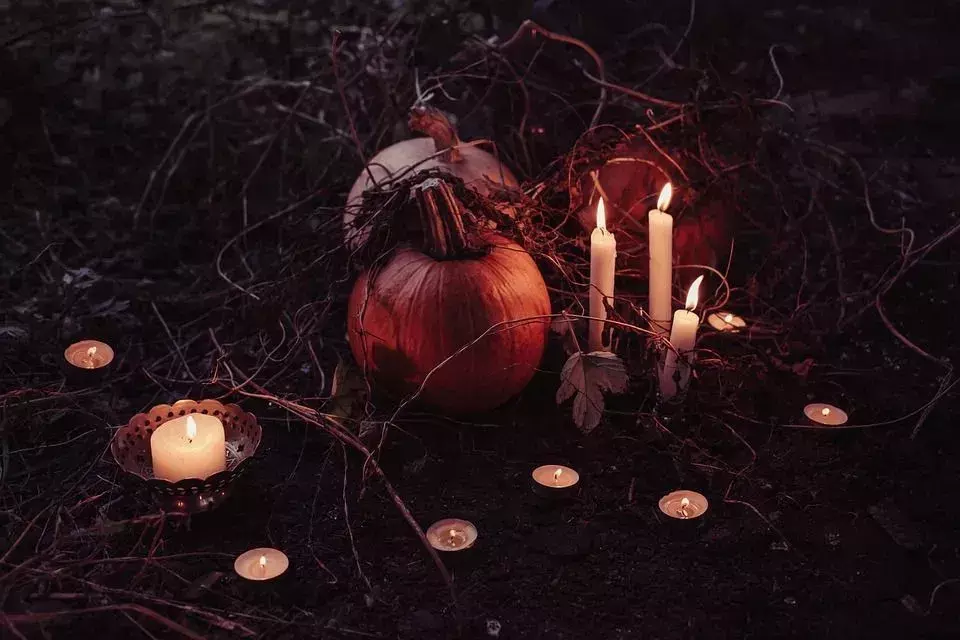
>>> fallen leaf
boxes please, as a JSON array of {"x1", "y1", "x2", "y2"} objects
[
  {"x1": 326, "y1": 359, "x2": 368, "y2": 421},
  {"x1": 556, "y1": 351, "x2": 629, "y2": 433}
]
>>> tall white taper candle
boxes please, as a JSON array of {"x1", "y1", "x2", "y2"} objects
[
  {"x1": 659, "y1": 275, "x2": 704, "y2": 399},
  {"x1": 589, "y1": 199, "x2": 616, "y2": 352},
  {"x1": 648, "y1": 184, "x2": 674, "y2": 338}
]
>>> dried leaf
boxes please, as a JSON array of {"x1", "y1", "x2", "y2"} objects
[
  {"x1": 550, "y1": 312, "x2": 580, "y2": 355},
  {"x1": 326, "y1": 359, "x2": 368, "y2": 421},
  {"x1": 556, "y1": 351, "x2": 629, "y2": 433}
]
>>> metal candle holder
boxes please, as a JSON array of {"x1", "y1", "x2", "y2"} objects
[{"x1": 111, "y1": 399, "x2": 262, "y2": 514}]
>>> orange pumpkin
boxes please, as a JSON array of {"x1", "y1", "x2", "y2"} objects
[{"x1": 347, "y1": 179, "x2": 550, "y2": 414}]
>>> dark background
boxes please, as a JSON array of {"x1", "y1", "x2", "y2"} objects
[{"x1": 1, "y1": 1, "x2": 959, "y2": 638}]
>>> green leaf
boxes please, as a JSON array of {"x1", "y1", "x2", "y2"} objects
[{"x1": 556, "y1": 351, "x2": 629, "y2": 433}]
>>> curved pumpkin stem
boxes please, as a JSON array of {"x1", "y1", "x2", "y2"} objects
[
  {"x1": 414, "y1": 177, "x2": 479, "y2": 259},
  {"x1": 409, "y1": 106, "x2": 462, "y2": 163}
]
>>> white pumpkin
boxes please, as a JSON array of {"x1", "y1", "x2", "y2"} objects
[{"x1": 343, "y1": 107, "x2": 518, "y2": 250}]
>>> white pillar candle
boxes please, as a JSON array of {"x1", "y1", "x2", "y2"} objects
[
  {"x1": 150, "y1": 414, "x2": 226, "y2": 482},
  {"x1": 648, "y1": 184, "x2": 674, "y2": 338},
  {"x1": 659, "y1": 275, "x2": 704, "y2": 399},
  {"x1": 589, "y1": 198, "x2": 616, "y2": 352}
]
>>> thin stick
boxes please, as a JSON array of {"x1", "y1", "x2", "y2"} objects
[
  {"x1": 331, "y1": 30, "x2": 375, "y2": 184},
  {"x1": 6, "y1": 605, "x2": 206, "y2": 640},
  {"x1": 498, "y1": 20, "x2": 610, "y2": 127},
  {"x1": 150, "y1": 302, "x2": 197, "y2": 382}
]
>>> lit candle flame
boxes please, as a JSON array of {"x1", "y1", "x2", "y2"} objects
[
  {"x1": 186, "y1": 415, "x2": 197, "y2": 442},
  {"x1": 678, "y1": 496, "x2": 691, "y2": 518},
  {"x1": 596, "y1": 198, "x2": 607, "y2": 232},
  {"x1": 821, "y1": 407, "x2": 831, "y2": 417},
  {"x1": 448, "y1": 528, "x2": 459, "y2": 547},
  {"x1": 86, "y1": 346, "x2": 97, "y2": 358},
  {"x1": 685, "y1": 275, "x2": 704, "y2": 311},
  {"x1": 657, "y1": 183, "x2": 673, "y2": 212},
  {"x1": 259, "y1": 555, "x2": 267, "y2": 568},
  {"x1": 724, "y1": 313, "x2": 733, "y2": 323},
  {"x1": 553, "y1": 468, "x2": 563, "y2": 483}
]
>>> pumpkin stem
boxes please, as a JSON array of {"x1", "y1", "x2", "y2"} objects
[
  {"x1": 414, "y1": 178, "x2": 479, "y2": 259},
  {"x1": 409, "y1": 106, "x2": 462, "y2": 163}
]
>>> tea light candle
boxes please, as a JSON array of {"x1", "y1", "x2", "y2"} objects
[
  {"x1": 707, "y1": 312, "x2": 746, "y2": 332},
  {"x1": 588, "y1": 198, "x2": 617, "y2": 352},
  {"x1": 804, "y1": 403, "x2": 848, "y2": 426},
  {"x1": 648, "y1": 184, "x2": 674, "y2": 337},
  {"x1": 64, "y1": 339, "x2": 114, "y2": 369},
  {"x1": 150, "y1": 414, "x2": 226, "y2": 482},
  {"x1": 659, "y1": 275, "x2": 704, "y2": 399},
  {"x1": 658, "y1": 490, "x2": 709, "y2": 520},
  {"x1": 426, "y1": 518, "x2": 478, "y2": 552},
  {"x1": 234, "y1": 547, "x2": 289, "y2": 581},
  {"x1": 531, "y1": 464, "x2": 580, "y2": 498}
]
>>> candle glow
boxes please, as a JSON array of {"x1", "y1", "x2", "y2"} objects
[
  {"x1": 234, "y1": 547, "x2": 289, "y2": 581},
  {"x1": 64, "y1": 339, "x2": 115, "y2": 370},
  {"x1": 658, "y1": 490, "x2": 709, "y2": 521},
  {"x1": 804, "y1": 403, "x2": 848, "y2": 426},
  {"x1": 589, "y1": 198, "x2": 617, "y2": 351},
  {"x1": 707, "y1": 311, "x2": 746, "y2": 332},
  {"x1": 685, "y1": 275, "x2": 703, "y2": 310},
  {"x1": 426, "y1": 519, "x2": 478, "y2": 552},
  {"x1": 658, "y1": 276, "x2": 704, "y2": 399},
  {"x1": 150, "y1": 413, "x2": 226, "y2": 482},
  {"x1": 648, "y1": 183, "x2": 674, "y2": 337},
  {"x1": 657, "y1": 183, "x2": 673, "y2": 211},
  {"x1": 553, "y1": 467, "x2": 563, "y2": 483}
]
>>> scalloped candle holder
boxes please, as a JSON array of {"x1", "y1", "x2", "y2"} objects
[{"x1": 111, "y1": 399, "x2": 262, "y2": 514}]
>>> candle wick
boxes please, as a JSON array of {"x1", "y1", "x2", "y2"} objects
[{"x1": 185, "y1": 416, "x2": 198, "y2": 443}]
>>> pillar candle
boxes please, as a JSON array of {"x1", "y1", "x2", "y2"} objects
[
  {"x1": 150, "y1": 414, "x2": 226, "y2": 482},
  {"x1": 659, "y1": 275, "x2": 704, "y2": 399},
  {"x1": 589, "y1": 198, "x2": 616, "y2": 352},
  {"x1": 648, "y1": 184, "x2": 674, "y2": 337}
]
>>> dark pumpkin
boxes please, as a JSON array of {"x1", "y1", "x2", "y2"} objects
[
  {"x1": 347, "y1": 179, "x2": 550, "y2": 414},
  {"x1": 571, "y1": 137, "x2": 734, "y2": 291}
]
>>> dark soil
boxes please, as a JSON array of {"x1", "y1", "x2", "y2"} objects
[{"x1": 2, "y1": 1, "x2": 959, "y2": 639}]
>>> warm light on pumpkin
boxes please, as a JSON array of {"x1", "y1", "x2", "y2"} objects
[
  {"x1": 347, "y1": 181, "x2": 550, "y2": 414},
  {"x1": 596, "y1": 198, "x2": 607, "y2": 232},
  {"x1": 657, "y1": 183, "x2": 673, "y2": 212},
  {"x1": 685, "y1": 275, "x2": 704, "y2": 311}
]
